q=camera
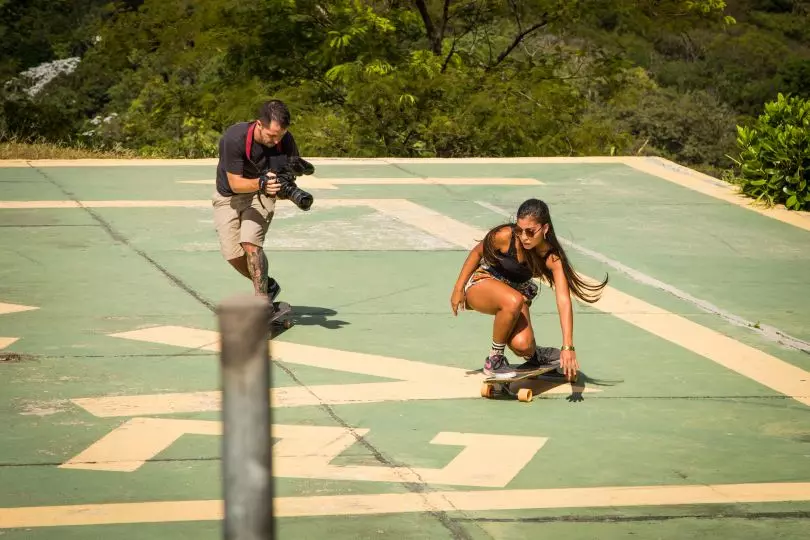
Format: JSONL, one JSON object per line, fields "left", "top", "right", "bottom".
{"left": 262, "top": 157, "right": 315, "bottom": 211}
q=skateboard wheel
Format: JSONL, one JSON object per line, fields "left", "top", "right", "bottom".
{"left": 283, "top": 320, "right": 293, "bottom": 329}
{"left": 480, "top": 383, "right": 494, "bottom": 398}
{"left": 517, "top": 388, "right": 533, "bottom": 402}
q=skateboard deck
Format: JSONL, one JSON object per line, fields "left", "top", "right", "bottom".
{"left": 481, "top": 359, "right": 572, "bottom": 402}
{"left": 269, "top": 301, "right": 294, "bottom": 330}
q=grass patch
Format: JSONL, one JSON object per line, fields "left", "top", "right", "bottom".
{"left": 0, "top": 140, "right": 136, "bottom": 160}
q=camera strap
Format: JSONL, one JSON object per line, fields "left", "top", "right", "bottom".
{"left": 245, "top": 121, "right": 283, "bottom": 164}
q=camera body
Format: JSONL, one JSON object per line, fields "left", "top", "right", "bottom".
{"left": 261, "top": 156, "right": 315, "bottom": 211}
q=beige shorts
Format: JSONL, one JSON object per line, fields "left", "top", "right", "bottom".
{"left": 212, "top": 191, "right": 276, "bottom": 260}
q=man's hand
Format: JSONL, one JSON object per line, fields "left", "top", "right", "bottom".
{"left": 262, "top": 174, "right": 281, "bottom": 197}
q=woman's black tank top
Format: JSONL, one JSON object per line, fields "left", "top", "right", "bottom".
{"left": 490, "top": 228, "right": 533, "bottom": 283}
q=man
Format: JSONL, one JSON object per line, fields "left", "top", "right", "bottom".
{"left": 212, "top": 99, "right": 300, "bottom": 306}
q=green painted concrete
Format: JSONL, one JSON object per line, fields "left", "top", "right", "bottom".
{"left": 0, "top": 161, "right": 808, "bottom": 538}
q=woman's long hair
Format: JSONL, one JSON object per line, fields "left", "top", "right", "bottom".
{"left": 482, "top": 198, "right": 608, "bottom": 304}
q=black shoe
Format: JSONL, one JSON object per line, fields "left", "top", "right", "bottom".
{"left": 268, "top": 277, "right": 281, "bottom": 303}
{"left": 516, "top": 346, "right": 560, "bottom": 372}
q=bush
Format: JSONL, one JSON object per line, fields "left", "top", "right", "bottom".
{"left": 727, "top": 93, "right": 810, "bottom": 210}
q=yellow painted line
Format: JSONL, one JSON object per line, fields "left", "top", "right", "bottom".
{"left": 73, "top": 380, "right": 586, "bottom": 417}
{"left": 60, "top": 418, "right": 546, "bottom": 487}
{"left": 74, "top": 325, "right": 594, "bottom": 417}
{"left": 178, "top": 177, "right": 339, "bottom": 190}
{"left": 595, "top": 287, "right": 810, "bottom": 406}
{"left": 368, "top": 199, "right": 487, "bottom": 248}
{"left": 0, "top": 337, "right": 19, "bottom": 349}
{"left": 0, "top": 158, "right": 390, "bottom": 167}
{"left": 0, "top": 198, "right": 416, "bottom": 210}
{"left": 111, "top": 325, "right": 470, "bottom": 380}
{"left": 621, "top": 157, "right": 810, "bottom": 232}
{"left": 0, "top": 302, "right": 38, "bottom": 315}
{"left": 2, "top": 155, "right": 808, "bottom": 229}
{"left": 1, "top": 482, "right": 809, "bottom": 527}
{"left": 327, "top": 177, "right": 543, "bottom": 186}
{"left": 177, "top": 177, "right": 541, "bottom": 187}
{"left": 0, "top": 199, "right": 366, "bottom": 209}
{"left": 0, "top": 200, "right": 209, "bottom": 209}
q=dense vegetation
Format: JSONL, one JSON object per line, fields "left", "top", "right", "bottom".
{"left": 1, "top": 0, "right": 808, "bottom": 207}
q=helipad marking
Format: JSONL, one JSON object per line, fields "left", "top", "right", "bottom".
{"left": 60, "top": 418, "right": 546, "bottom": 487}
{"left": 70, "top": 325, "right": 592, "bottom": 417}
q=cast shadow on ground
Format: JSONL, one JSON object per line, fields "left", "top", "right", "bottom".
{"left": 271, "top": 305, "right": 350, "bottom": 339}
{"left": 290, "top": 305, "right": 350, "bottom": 330}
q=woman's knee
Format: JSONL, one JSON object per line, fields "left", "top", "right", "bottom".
{"left": 509, "top": 334, "right": 535, "bottom": 357}
{"left": 499, "top": 292, "right": 525, "bottom": 316}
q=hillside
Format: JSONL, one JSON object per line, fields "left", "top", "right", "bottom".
{"left": 1, "top": 0, "right": 808, "bottom": 179}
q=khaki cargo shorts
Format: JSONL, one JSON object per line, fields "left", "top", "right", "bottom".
{"left": 212, "top": 190, "right": 276, "bottom": 260}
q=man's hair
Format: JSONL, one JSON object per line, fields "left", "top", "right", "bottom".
{"left": 258, "top": 99, "right": 291, "bottom": 128}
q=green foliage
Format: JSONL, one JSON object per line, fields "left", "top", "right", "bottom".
{"left": 727, "top": 93, "right": 810, "bottom": 210}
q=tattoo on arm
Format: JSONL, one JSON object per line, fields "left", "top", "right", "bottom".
{"left": 246, "top": 248, "right": 269, "bottom": 296}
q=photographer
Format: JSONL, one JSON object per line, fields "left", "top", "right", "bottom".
{"left": 212, "top": 99, "right": 304, "bottom": 307}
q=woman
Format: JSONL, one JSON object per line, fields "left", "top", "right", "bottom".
{"left": 450, "top": 198, "right": 608, "bottom": 380}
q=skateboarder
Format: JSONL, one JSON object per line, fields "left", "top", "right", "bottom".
{"left": 450, "top": 198, "right": 609, "bottom": 380}
{"left": 212, "top": 99, "right": 300, "bottom": 311}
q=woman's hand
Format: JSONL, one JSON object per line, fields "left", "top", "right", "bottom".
{"left": 560, "top": 348, "right": 579, "bottom": 380}
{"left": 450, "top": 288, "right": 466, "bottom": 316}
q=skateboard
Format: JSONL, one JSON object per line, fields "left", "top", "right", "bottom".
{"left": 269, "top": 301, "right": 294, "bottom": 330}
{"left": 480, "top": 360, "right": 574, "bottom": 402}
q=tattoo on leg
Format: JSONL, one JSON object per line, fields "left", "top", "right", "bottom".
{"left": 246, "top": 248, "right": 269, "bottom": 296}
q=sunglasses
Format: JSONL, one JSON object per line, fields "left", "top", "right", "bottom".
{"left": 515, "top": 226, "right": 542, "bottom": 238}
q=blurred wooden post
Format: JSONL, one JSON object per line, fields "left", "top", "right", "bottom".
{"left": 217, "top": 294, "right": 274, "bottom": 539}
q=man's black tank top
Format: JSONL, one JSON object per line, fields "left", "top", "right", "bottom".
{"left": 489, "top": 227, "right": 533, "bottom": 283}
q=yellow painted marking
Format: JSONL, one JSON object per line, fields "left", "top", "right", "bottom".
{"left": 595, "top": 287, "right": 810, "bottom": 406}
{"left": 73, "top": 326, "right": 593, "bottom": 417}
{"left": 622, "top": 157, "right": 810, "bottom": 232}
{"left": 178, "top": 177, "right": 339, "bottom": 190}
{"left": 0, "top": 158, "right": 388, "bottom": 167}
{"left": 178, "top": 177, "right": 541, "bottom": 188}
{"left": 328, "top": 177, "right": 542, "bottom": 186}
{"left": 1, "top": 482, "right": 809, "bottom": 527}
{"left": 368, "top": 199, "right": 487, "bottom": 248}
{"left": 0, "top": 304, "right": 37, "bottom": 351}
{"left": 0, "top": 199, "right": 363, "bottom": 209}
{"left": 1, "top": 156, "right": 808, "bottom": 228}
{"left": 0, "top": 337, "right": 19, "bottom": 349}
{"left": 111, "top": 325, "right": 468, "bottom": 379}
{"left": 0, "top": 302, "right": 38, "bottom": 315}
{"left": 61, "top": 418, "right": 545, "bottom": 486}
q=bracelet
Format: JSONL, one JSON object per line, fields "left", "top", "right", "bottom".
{"left": 258, "top": 176, "right": 267, "bottom": 192}
{"left": 561, "top": 345, "right": 575, "bottom": 351}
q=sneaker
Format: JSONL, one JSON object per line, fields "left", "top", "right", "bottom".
{"left": 516, "top": 346, "right": 560, "bottom": 372}
{"left": 268, "top": 277, "right": 281, "bottom": 303}
{"left": 536, "top": 346, "right": 561, "bottom": 363}
{"left": 484, "top": 354, "right": 516, "bottom": 379}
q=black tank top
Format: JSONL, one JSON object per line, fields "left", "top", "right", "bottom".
{"left": 490, "top": 227, "right": 533, "bottom": 283}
